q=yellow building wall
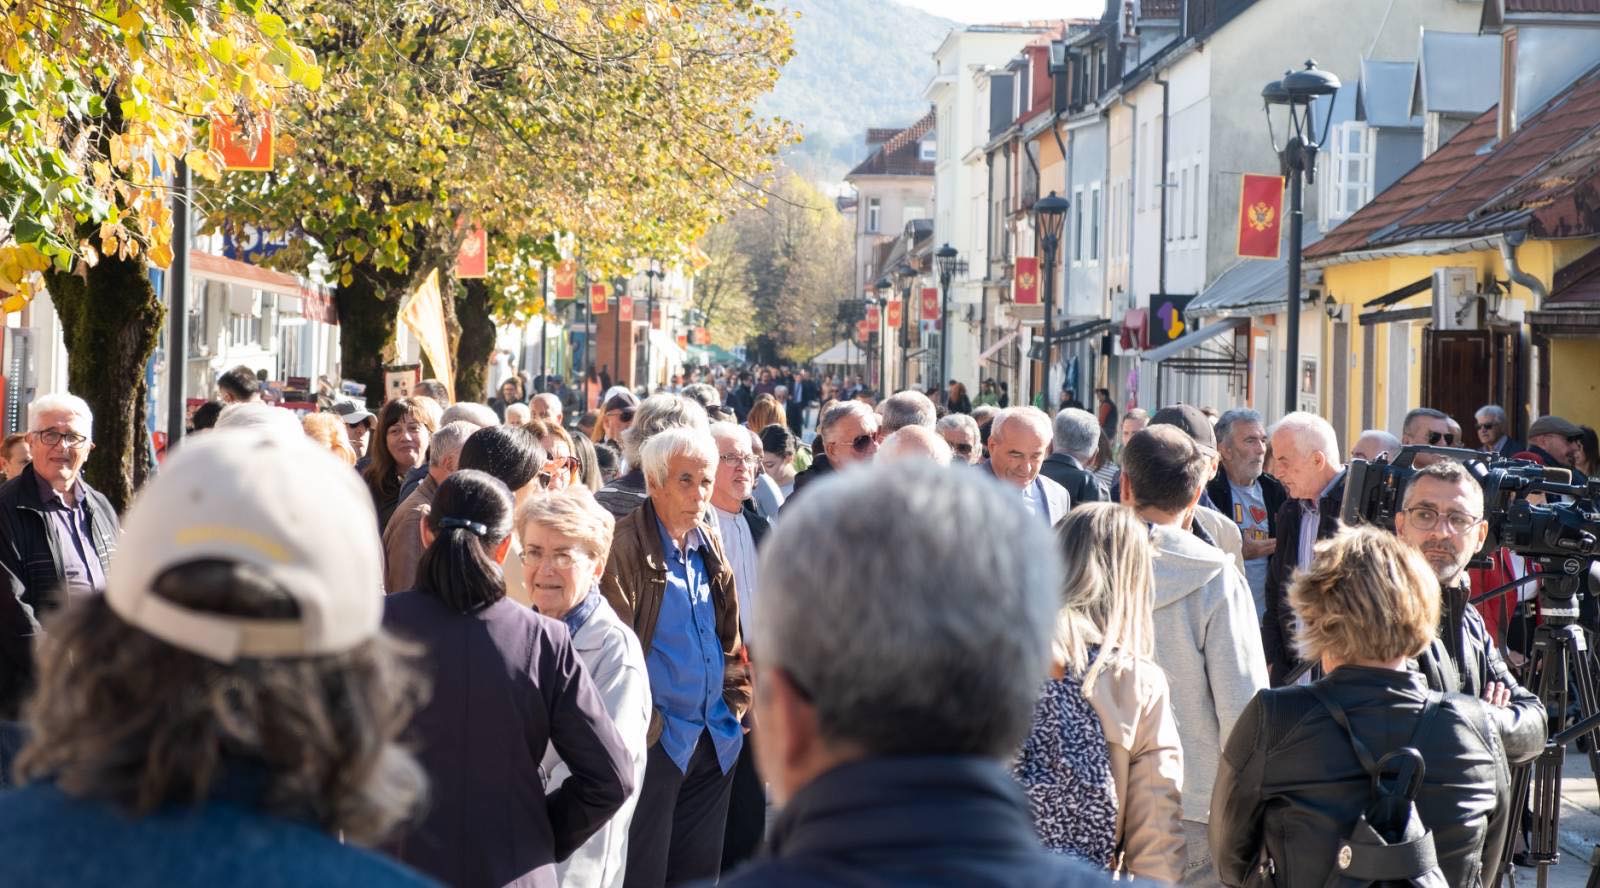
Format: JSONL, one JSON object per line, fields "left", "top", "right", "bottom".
{"left": 1317, "top": 241, "right": 1586, "bottom": 450}
{"left": 1548, "top": 339, "right": 1600, "bottom": 422}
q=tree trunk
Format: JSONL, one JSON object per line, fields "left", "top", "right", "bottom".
{"left": 44, "top": 255, "right": 164, "bottom": 514}
{"left": 335, "top": 263, "right": 410, "bottom": 407}
{"left": 454, "top": 278, "right": 495, "bottom": 403}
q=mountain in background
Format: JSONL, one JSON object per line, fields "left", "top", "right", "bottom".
{"left": 762, "top": 0, "right": 956, "bottom": 185}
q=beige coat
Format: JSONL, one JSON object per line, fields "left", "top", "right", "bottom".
{"left": 1084, "top": 652, "right": 1187, "bottom": 883}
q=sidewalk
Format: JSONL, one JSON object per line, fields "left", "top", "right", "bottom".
{"left": 1532, "top": 751, "right": 1600, "bottom": 887}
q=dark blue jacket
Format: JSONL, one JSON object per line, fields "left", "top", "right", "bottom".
{"left": 0, "top": 778, "right": 434, "bottom": 887}
{"left": 717, "top": 756, "right": 1121, "bottom": 887}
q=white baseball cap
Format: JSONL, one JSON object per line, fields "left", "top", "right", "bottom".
{"left": 106, "top": 428, "right": 384, "bottom": 662}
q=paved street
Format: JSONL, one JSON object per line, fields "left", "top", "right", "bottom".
{"left": 1525, "top": 754, "right": 1600, "bottom": 888}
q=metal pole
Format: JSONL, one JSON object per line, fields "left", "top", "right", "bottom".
{"left": 1285, "top": 146, "right": 1304, "bottom": 416}
{"left": 166, "top": 159, "right": 191, "bottom": 447}
{"left": 581, "top": 273, "right": 590, "bottom": 409}
{"left": 645, "top": 269, "right": 656, "bottom": 391}
{"left": 612, "top": 285, "right": 620, "bottom": 387}
{"left": 939, "top": 274, "right": 951, "bottom": 391}
{"left": 900, "top": 283, "right": 910, "bottom": 391}
{"left": 538, "top": 266, "right": 548, "bottom": 389}
{"left": 1043, "top": 236, "right": 1056, "bottom": 407}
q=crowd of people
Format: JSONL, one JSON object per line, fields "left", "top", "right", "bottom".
{"left": 0, "top": 357, "right": 1592, "bottom": 887}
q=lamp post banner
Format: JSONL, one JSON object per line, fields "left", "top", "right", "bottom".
{"left": 886, "top": 300, "right": 902, "bottom": 329}
{"left": 1237, "top": 173, "right": 1285, "bottom": 259}
{"left": 618, "top": 296, "right": 635, "bottom": 322}
{"left": 1013, "top": 256, "right": 1039, "bottom": 304}
{"left": 589, "top": 283, "right": 608, "bottom": 314}
{"left": 866, "top": 304, "right": 880, "bottom": 332}
{"left": 920, "top": 287, "right": 939, "bottom": 320}
{"left": 554, "top": 260, "right": 577, "bottom": 300}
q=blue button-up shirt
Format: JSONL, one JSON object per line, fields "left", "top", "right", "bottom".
{"left": 36, "top": 474, "right": 104, "bottom": 597}
{"left": 647, "top": 519, "right": 742, "bottom": 774}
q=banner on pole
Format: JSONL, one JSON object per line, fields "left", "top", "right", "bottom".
{"left": 1236, "top": 174, "right": 1286, "bottom": 259}
{"left": 455, "top": 228, "right": 487, "bottom": 279}
{"left": 211, "top": 114, "right": 275, "bottom": 171}
{"left": 554, "top": 260, "right": 577, "bottom": 300}
{"left": 694, "top": 327, "right": 711, "bottom": 345}
{"left": 886, "top": 300, "right": 902, "bottom": 328}
{"left": 399, "top": 270, "right": 453, "bottom": 401}
{"left": 618, "top": 297, "right": 634, "bottom": 322}
{"left": 589, "top": 283, "right": 609, "bottom": 314}
{"left": 865, "top": 304, "right": 880, "bottom": 332}
{"left": 1014, "top": 256, "right": 1039, "bottom": 305}
{"left": 920, "top": 287, "right": 939, "bottom": 321}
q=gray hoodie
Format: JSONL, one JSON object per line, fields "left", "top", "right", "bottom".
{"left": 1149, "top": 523, "right": 1269, "bottom": 823}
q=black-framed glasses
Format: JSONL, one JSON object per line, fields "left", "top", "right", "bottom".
{"left": 1426, "top": 431, "right": 1456, "bottom": 445}
{"left": 31, "top": 430, "right": 88, "bottom": 449}
{"left": 1401, "top": 506, "right": 1483, "bottom": 535}
{"left": 719, "top": 453, "right": 759, "bottom": 469}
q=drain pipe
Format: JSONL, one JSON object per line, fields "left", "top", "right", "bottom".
{"left": 1499, "top": 230, "right": 1547, "bottom": 425}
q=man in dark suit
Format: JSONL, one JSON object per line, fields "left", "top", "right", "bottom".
{"left": 1473, "top": 404, "right": 1523, "bottom": 458}
{"left": 726, "top": 372, "right": 755, "bottom": 424}
{"left": 1262, "top": 412, "right": 1346, "bottom": 685}
{"left": 982, "top": 407, "right": 1070, "bottom": 527}
{"left": 1040, "top": 407, "right": 1105, "bottom": 507}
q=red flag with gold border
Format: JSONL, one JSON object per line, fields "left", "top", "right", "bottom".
{"left": 1237, "top": 174, "right": 1285, "bottom": 259}
{"left": 618, "top": 297, "right": 635, "bottom": 322}
{"left": 866, "top": 304, "right": 880, "bottom": 332}
{"left": 856, "top": 320, "right": 870, "bottom": 342}
{"left": 920, "top": 287, "right": 939, "bottom": 321}
{"left": 694, "top": 327, "right": 711, "bottom": 345}
{"left": 554, "top": 261, "right": 577, "bottom": 300}
{"left": 1014, "top": 256, "right": 1039, "bottom": 305}
{"left": 886, "top": 300, "right": 902, "bottom": 328}
{"left": 455, "top": 228, "right": 487, "bottom": 279}
{"left": 590, "top": 283, "right": 608, "bottom": 314}
{"left": 676, "top": 331, "right": 689, "bottom": 348}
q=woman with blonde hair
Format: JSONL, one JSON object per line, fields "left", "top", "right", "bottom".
{"left": 1014, "top": 502, "right": 1184, "bottom": 881}
{"left": 1210, "top": 527, "right": 1510, "bottom": 887}
{"left": 302, "top": 412, "right": 356, "bottom": 466}
{"left": 744, "top": 394, "right": 784, "bottom": 438}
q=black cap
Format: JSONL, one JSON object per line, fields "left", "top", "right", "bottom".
{"left": 1150, "top": 404, "right": 1216, "bottom": 450}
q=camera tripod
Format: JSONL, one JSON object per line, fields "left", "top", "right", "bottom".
{"left": 1487, "top": 569, "right": 1600, "bottom": 888}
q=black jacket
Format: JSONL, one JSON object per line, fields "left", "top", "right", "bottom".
{"left": 1039, "top": 453, "right": 1105, "bottom": 507}
{"left": 727, "top": 385, "right": 755, "bottom": 424}
{"left": 1262, "top": 472, "right": 1345, "bottom": 685}
{"left": 1211, "top": 666, "right": 1510, "bottom": 888}
{"left": 0, "top": 465, "right": 118, "bottom": 718}
{"left": 1415, "top": 582, "right": 1545, "bottom": 767}
{"left": 742, "top": 500, "right": 770, "bottom": 548}
{"left": 719, "top": 756, "right": 1121, "bottom": 887}
{"left": 1205, "top": 472, "right": 1289, "bottom": 538}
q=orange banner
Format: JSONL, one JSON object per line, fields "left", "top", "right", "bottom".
{"left": 866, "top": 304, "right": 880, "bottom": 332}
{"left": 886, "top": 300, "right": 902, "bottom": 328}
{"left": 651, "top": 306, "right": 662, "bottom": 329}
{"left": 1237, "top": 174, "right": 1286, "bottom": 259}
{"left": 618, "top": 297, "right": 634, "bottom": 322}
{"left": 211, "top": 113, "right": 274, "bottom": 171}
{"left": 920, "top": 287, "right": 939, "bottom": 321}
{"left": 694, "top": 327, "right": 711, "bottom": 345}
{"left": 856, "top": 320, "right": 870, "bottom": 342}
{"left": 1014, "top": 256, "right": 1039, "bottom": 305}
{"left": 554, "top": 260, "right": 576, "bottom": 300}
{"left": 589, "top": 283, "right": 608, "bottom": 314}
{"left": 455, "top": 228, "right": 487, "bottom": 279}
{"left": 676, "top": 331, "right": 689, "bottom": 348}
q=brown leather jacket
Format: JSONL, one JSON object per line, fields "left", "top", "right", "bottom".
{"left": 599, "top": 497, "right": 750, "bottom": 746}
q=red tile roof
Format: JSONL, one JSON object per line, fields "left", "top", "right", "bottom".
{"left": 846, "top": 109, "right": 936, "bottom": 179}
{"left": 1307, "top": 63, "right": 1600, "bottom": 260}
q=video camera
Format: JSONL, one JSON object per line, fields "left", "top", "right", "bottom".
{"left": 1341, "top": 445, "right": 1600, "bottom": 618}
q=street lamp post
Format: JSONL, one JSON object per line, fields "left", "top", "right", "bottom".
{"left": 1262, "top": 60, "right": 1340, "bottom": 415}
{"left": 1032, "top": 192, "right": 1070, "bottom": 404}
{"left": 934, "top": 243, "right": 961, "bottom": 392}
{"left": 611, "top": 276, "right": 625, "bottom": 387}
{"left": 894, "top": 261, "right": 917, "bottom": 391}
{"left": 644, "top": 260, "right": 661, "bottom": 391}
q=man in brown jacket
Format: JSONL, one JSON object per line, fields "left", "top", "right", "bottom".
{"left": 600, "top": 427, "right": 749, "bottom": 888}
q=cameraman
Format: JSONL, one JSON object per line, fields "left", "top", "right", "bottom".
{"left": 1393, "top": 460, "right": 1546, "bottom": 766}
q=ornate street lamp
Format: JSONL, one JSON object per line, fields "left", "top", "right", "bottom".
{"left": 1032, "top": 191, "right": 1070, "bottom": 400}
{"left": 894, "top": 262, "right": 917, "bottom": 391}
{"left": 644, "top": 259, "right": 662, "bottom": 390}
{"left": 934, "top": 243, "right": 963, "bottom": 391}
{"left": 1262, "top": 59, "right": 1339, "bottom": 414}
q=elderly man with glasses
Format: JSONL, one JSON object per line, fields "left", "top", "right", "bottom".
{"left": 790, "top": 401, "right": 881, "bottom": 502}
{"left": 1473, "top": 405, "right": 1522, "bottom": 458}
{"left": 0, "top": 393, "right": 120, "bottom": 718}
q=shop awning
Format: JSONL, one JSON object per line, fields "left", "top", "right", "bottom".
{"left": 1056, "top": 318, "right": 1111, "bottom": 343}
{"left": 1363, "top": 276, "right": 1431, "bottom": 308}
{"left": 811, "top": 339, "right": 866, "bottom": 366}
{"left": 1118, "top": 309, "right": 1149, "bottom": 351}
{"left": 979, "top": 330, "right": 1020, "bottom": 362}
{"left": 1140, "top": 317, "right": 1249, "bottom": 363}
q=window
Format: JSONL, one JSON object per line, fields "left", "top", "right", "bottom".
{"left": 919, "top": 139, "right": 936, "bottom": 162}
{"left": 1179, "top": 167, "right": 1190, "bottom": 240}
{"left": 1073, "top": 187, "right": 1086, "bottom": 263}
{"left": 1090, "top": 184, "right": 1101, "bottom": 261}
{"left": 1322, "top": 122, "right": 1374, "bottom": 228}
{"left": 1137, "top": 123, "right": 1148, "bottom": 210}
{"left": 1188, "top": 162, "right": 1200, "bottom": 239}
{"left": 1165, "top": 164, "right": 1176, "bottom": 241}
{"left": 867, "top": 198, "right": 881, "bottom": 233}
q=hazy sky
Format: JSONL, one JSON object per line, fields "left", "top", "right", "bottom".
{"left": 896, "top": 0, "right": 1104, "bottom": 23}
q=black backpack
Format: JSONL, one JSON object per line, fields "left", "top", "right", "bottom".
{"left": 1307, "top": 684, "right": 1450, "bottom": 888}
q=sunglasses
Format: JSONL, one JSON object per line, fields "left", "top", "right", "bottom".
{"left": 1476, "top": 422, "right": 1497, "bottom": 431}
{"left": 537, "top": 456, "right": 581, "bottom": 488}
{"left": 1426, "top": 431, "right": 1456, "bottom": 445}
{"left": 850, "top": 433, "right": 879, "bottom": 454}
{"left": 607, "top": 407, "right": 636, "bottom": 422}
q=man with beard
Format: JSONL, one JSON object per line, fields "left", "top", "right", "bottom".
{"left": 1205, "top": 409, "right": 1285, "bottom": 619}
{"left": 1395, "top": 461, "right": 1544, "bottom": 770}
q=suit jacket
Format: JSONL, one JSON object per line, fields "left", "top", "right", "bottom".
{"left": 1262, "top": 472, "right": 1346, "bottom": 685}
{"left": 1205, "top": 471, "right": 1289, "bottom": 538}
{"left": 1040, "top": 453, "right": 1106, "bottom": 507}
{"left": 980, "top": 462, "right": 1071, "bottom": 527}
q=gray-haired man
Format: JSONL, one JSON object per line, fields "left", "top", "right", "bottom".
{"left": 1041, "top": 408, "right": 1106, "bottom": 506}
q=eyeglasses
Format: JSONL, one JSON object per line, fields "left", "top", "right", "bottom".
{"left": 952, "top": 443, "right": 974, "bottom": 456}
{"left": 31, "top": 430, "right": 89, "bottom": 449}
{"left": 1426, "top": 431, "right": 1456, "bottom": 445}
{"left": 538, "top": 456, "right": 579, "bottom": 488}
{"left": 1476, "top": 422, "right": 1498, "bottom": 431}
{"left": 518, "top": 546, "right": 590, "bottom": 569}
{"left": 1401, "top": 506, "right": 1483, "bottom": 535}
{"left": 850, "top": 432, "right": 880, "bottom": 454}
{"left": 719, "top": 453, "right": 760, "bottom": 469}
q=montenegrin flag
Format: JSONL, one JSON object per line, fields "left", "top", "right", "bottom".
{"left": 589, "top": 283, "right": 608, "bottom": 314}
{"left": 886, "top": 300, "right": 902, "bottom": 329}
{"left": 618, "top": 297, "right": 635, "bottom": 322}
{"left": 554, "top": 260, "right": 577, "bottom": 300}
{"left": 1237, "top": 174, "right": 1285, "bottom": 259}
{"left": 1014, "top": 256, "right": 1039, "bottom": 305}
{"left": 920, "top": 287, "right": 939, "bottom": 321}
{"left": 866, "top": 304, "right": 880, "bottom": 333}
